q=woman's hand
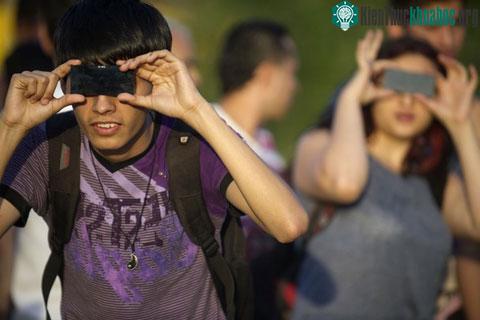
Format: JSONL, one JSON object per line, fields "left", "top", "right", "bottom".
{"left": 341, "top": 29, "right": 394, "bottom": 106}
{"left": 116, "top": 50, "right": 206, "bottom": 123}
{"left": 415, "top": 55, "right": 478, "bottom": 133}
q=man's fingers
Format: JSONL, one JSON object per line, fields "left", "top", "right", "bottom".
{"left": 50, "top": 94, "right": 85, "bottom": 113}
{"left": 23, "top": 77, "right": 37, "bottom": 99}
{"left": 136, "top": 68, "right": 155, "bottom": 82}
{"left": 40, "top": 72, "right": 61, "bottom": 105}
{"left": 119, "top": 50, "right": 176, "bottom": 72}
{"left": 117, "top": 93, "right": 152, "bottom": 109}
{"left": 22, "top": 71, "right": 49, "bottom": 102}
{"left": 52, "top": 59, "right": 82, "bottom": 79}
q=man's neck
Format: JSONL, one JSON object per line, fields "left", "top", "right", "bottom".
{"left": 94, "top": 114, "right": 155, "bottom": 164}
{"left": 220, "top": 89, "right": 263, "bottom": 137}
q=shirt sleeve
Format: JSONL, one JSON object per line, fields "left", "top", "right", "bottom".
{"left": 0, "top": 125, "right": 49, "bottom": 226}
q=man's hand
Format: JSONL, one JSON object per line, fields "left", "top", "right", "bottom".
{"left": 116, "top": 50, "right": 206, "bottom": 122}
{"left": 0, "top": 59, "right": 86, "bottom": 134}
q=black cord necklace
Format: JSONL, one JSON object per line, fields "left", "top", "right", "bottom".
{"left": 90, "top": 138, "right": 157, "bottom": 271}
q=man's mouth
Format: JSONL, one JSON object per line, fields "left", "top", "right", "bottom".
{"left": 95, "top": 123, "right": 118, "bottom": 129}
{"left": 91, "top": 122, "right": 121, "bottom": 135}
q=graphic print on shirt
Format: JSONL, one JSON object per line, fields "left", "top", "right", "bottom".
{"left": 64, "top": 154, "right": 199, "bottom": 304}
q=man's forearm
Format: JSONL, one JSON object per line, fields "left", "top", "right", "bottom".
{"left": 187, "top": 101, "right": 307, "bottom": 240}
{"left": 0, "top": 121, "right": 26, "bottom": 237}
{"left": 0, "top": 121, "right": 26, "bottom": 180}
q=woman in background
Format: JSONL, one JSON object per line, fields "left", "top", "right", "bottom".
{"left": 292, "top": 30, "right": 480, "bottom": 319}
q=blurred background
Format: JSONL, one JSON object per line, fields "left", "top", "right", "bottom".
{"left": 0, "top": 0, "right": 478, "bottom": 160}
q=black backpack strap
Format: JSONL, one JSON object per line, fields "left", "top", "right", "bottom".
{"left": 44, "top": 111, "right": 81, "bottom": 320}
{"left": 166, "top": 120, "right": 243, "bottom": 320}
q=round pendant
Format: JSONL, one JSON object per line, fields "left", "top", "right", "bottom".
{"left": 127, "top": 253, "right": 138, "bottom": 271}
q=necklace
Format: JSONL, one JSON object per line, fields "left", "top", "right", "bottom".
{"left": 90, "top": 142, "right": 156, "bottom": 271}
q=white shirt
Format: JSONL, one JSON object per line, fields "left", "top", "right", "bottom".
{"left": 213, "top": 103, "right": 286, "bottom": 173}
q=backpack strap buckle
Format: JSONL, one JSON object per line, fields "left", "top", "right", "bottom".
{"left": 202, "top": 237, "right": 220, "bottom": 257}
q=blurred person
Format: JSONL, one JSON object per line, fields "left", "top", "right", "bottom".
{"left": 0, "top": 1, "right": 308, "bottom": 319}
{"left": 168, "top": 18, "right": 202, "bottom": 87}
{"left": 292, "top": 31, "right": 479, "bottom": 319}
{"left": 388, "top": 1, "right": 480, "bottom": 318}
{"left": 214, "top": 19, "right": 298, "bottom": 320}
{"left": 0, "top": 0, "right": 52, "bottom": 318}
{"left": 0, "top": 1, "right": 74, "bottom": 319}
{"left": 0, "top": 0, "right": 52, "bottom": 111}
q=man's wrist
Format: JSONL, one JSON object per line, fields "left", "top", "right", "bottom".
{"left": 0, "top": 119, "right": 28, "bottom": 145}
{"left": 182, "top": 99, "right": 218, "bottom": 134}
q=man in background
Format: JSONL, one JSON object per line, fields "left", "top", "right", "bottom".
{"left": 214, "top": 19, "right": 299, "bottom": 319}
{"left": 169, "top": 18, "right": 202, "bottom": 87}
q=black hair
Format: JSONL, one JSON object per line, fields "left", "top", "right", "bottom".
{"left": 318, "top": 36, "right": 452, "bottom": 206}
{"left": 54, "top": 0, "right": 172, "bottom": 66}
{"left": 218, "top": 19, "right": 296, "bottom": 95}
{"left": 390, "top": 0, "right": 467, "bottom": 7}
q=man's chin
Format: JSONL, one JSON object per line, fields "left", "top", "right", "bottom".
{"left": 89, "top": 137, "right": 127, "bottom": 156}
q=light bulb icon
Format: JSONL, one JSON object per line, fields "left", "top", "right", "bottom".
{"left": 333, "top": 1, "right": 357, "bottom": 31}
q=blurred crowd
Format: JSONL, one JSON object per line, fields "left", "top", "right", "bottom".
{"left": 0, "top": 0, "right": 479, "bottom": 319}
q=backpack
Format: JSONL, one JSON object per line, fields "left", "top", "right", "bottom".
{"left": 42, "top": 111, "right": 253, "bottom": 320}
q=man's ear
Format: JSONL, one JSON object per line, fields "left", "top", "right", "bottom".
{"left": 252, "top": 61, "right": 277, "bottom": 88}
{"left": 386, "top": 25, "right": 406, "bottom": 38}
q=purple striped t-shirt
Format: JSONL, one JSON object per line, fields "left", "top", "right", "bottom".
{"left": 0, "top": 114, "right": 232, "bottom": 319}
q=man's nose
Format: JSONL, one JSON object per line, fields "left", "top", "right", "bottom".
{"left": 92, "top": 95, "right": 116, "bottom": 114}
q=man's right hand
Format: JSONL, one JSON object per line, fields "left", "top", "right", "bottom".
{"left": 0, "top": 59, "right": 85, "bottom": 134}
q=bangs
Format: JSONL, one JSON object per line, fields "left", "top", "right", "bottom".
{"left": 54, "top": 0, "right": 171, "bottom": 66}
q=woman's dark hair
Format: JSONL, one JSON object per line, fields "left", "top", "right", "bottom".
{"left": 54, "top": 0, "right": 172, "bottom": 66}
{"left": 218, "top": 19, "right": 296, "bottom": 95}
{"left": 319, "top": 36, "right": 452, "bottom": 206}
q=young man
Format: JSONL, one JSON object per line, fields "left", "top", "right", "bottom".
{"left": 169, "top": 18, "right": 202, "bottom": 87}
{"left": 215, "top": 19, "right": 297, "bottom": 175}
{"left": 0, "top": 1, "right": 308, "bottom": 319}
{"left": 214, "top": 19, "right": 298, "bottom": 320}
